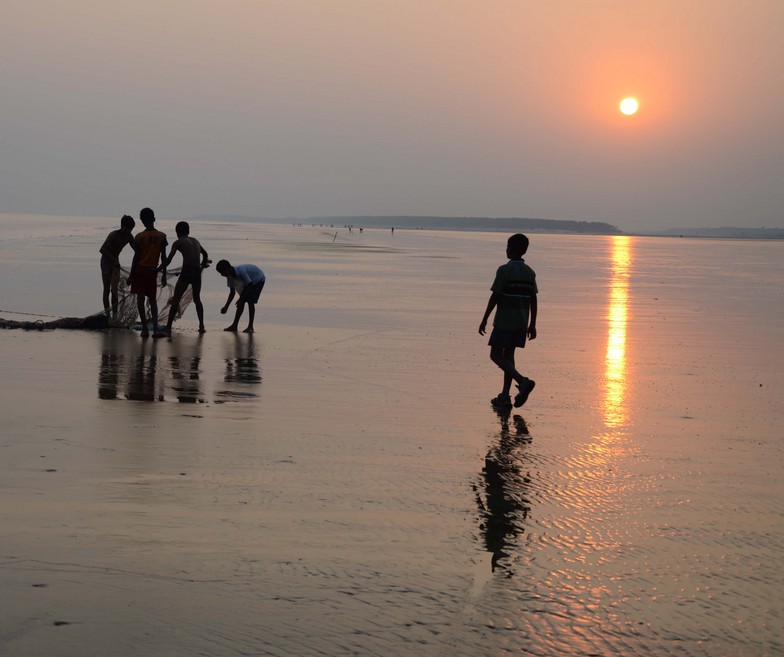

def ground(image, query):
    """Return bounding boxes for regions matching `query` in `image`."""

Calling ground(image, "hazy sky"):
[2,1,782,231]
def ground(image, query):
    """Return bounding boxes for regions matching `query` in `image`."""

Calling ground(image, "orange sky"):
[1,0,782,230]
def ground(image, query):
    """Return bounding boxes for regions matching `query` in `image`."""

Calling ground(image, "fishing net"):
[0,267,193,331]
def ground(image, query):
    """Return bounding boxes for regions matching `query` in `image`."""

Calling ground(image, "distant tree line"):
[195,214,623,235]
[298,215,622,234]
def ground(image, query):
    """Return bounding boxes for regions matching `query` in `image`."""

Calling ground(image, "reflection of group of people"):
[99,207,266,337]
[98,331,261,403]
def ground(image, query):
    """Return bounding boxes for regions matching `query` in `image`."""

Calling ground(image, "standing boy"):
[99,214,136,318]
[215,260,266,333]
[128,207,167,337]
[478,233,538,408]
[158,221,211,334]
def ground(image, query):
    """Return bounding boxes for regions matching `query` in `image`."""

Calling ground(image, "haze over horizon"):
[2,1,782,233]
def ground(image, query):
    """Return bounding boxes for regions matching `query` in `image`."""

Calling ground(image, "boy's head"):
[506,233,529,259]
[215,259,233,277]
[175,221,190,237]
[139,207,155,228]
[120,215,135,231]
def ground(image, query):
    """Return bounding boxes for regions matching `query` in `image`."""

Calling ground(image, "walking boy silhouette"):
[478,233,538,408]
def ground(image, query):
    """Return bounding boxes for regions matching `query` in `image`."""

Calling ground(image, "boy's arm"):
[159,242,168,286]
[478,292,500,335]
[127,240,140,283]
[221,288,236,314]
[527,293,537,340]
[159,241,179,271]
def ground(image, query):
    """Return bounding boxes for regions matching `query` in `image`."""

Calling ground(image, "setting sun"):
[620,97,639,115]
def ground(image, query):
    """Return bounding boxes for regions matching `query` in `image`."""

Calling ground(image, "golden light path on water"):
[603,235,631,428]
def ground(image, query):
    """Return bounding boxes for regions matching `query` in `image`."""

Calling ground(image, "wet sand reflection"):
[215,334,262,403]
[475,407,533,575]
[126,339,165,402]
[97,332,206,403]
[169,335,204,403]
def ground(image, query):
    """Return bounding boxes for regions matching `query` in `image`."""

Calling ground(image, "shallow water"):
[1,215,783,656]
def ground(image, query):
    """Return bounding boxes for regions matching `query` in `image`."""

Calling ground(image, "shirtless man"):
[158,221,211,334]
[99,215,136,318]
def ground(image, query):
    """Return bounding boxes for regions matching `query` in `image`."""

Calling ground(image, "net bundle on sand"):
[0,267,193,331]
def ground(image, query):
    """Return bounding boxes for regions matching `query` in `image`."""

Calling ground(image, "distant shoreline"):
[195,214,622,235]
[1,212,781,240]
[193,214,784,240]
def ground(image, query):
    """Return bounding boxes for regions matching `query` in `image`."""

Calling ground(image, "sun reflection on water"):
[604,236,631,429]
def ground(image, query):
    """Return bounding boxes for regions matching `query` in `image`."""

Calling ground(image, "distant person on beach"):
[158,221,211,335]
[127,207,167,337]
[99,215,136,318]
[478,233,538,409]
[216,260,266,333]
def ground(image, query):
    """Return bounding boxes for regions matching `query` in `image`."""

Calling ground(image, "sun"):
[620,97,639,115]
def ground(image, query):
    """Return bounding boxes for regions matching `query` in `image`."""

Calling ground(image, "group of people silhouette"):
[100,208,265,336]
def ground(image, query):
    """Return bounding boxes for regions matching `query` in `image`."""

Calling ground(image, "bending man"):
[216,260,266,333]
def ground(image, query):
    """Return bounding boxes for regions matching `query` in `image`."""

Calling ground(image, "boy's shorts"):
[130,266,159,298]
[178,264,202,286]
[488,327,526,348]
[242,279,265,304]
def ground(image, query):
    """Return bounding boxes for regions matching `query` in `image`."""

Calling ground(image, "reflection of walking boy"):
[216,260,266,333]
[128,207,168,337]
[478,407,532,572]
[478,233,538,409]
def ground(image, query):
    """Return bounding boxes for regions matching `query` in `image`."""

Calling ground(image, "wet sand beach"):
[1,215,783,656]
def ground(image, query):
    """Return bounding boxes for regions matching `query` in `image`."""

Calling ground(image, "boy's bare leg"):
[137,295,149,337]
[224,300,243,332]
[110,269,120,317]
[493,346,536,407]
[502,347,516,395]
[490,346,525,390]
[165,278,188,333]
[102,269,112,316]
[192,282,206,333]
[164,295,180,333]
[195,300,206,332]
[149,296,162,336]
[243,303,255,333]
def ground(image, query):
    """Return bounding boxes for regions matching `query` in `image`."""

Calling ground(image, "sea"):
[0,213,782,657]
